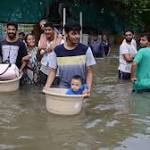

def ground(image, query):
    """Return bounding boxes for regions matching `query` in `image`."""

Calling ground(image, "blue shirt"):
[66,84,88,95]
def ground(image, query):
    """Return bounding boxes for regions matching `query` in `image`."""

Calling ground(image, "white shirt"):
[40,39,64,75]
[118,39,137,73]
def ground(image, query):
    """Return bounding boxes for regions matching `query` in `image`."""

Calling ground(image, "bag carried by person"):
[0,64,19,80]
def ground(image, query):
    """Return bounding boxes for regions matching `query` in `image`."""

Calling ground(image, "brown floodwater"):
[0,57,150,150]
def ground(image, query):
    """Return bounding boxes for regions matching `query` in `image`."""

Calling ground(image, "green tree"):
[61,0,150,32]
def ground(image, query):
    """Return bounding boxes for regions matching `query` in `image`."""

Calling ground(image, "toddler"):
[66,75,88,95]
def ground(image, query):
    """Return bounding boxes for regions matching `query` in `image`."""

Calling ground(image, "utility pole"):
[80,11,83,42]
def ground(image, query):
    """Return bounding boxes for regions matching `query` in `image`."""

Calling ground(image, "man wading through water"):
[118,29,137,80]
[0,22,27,71]
[44,22,96,97]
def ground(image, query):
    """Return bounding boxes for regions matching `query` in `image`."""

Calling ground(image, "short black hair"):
[141,34,150,42]
[19,32,25,36]
[72,75,83,83]
[7,22,18,30]
[64,22,81,33]
[123,28,134,35]
[44,22,54,29]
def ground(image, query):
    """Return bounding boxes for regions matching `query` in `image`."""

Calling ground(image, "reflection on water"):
[0,57,150,150]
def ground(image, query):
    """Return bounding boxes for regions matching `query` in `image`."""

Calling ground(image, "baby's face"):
[71,79,81,91]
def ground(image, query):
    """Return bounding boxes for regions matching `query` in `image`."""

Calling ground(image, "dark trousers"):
[118,70,131,80]
[37,71,60,87]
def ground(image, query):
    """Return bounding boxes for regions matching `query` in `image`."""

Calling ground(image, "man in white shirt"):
[118,29,137,80]
[37,22,64,85]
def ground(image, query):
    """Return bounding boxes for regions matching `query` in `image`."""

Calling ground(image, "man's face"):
[140,36,150,48]
[93,35,98,41]
[7,25,17,39]
[67,30,80,44]
[124,31,133,43]
[71,79,82,91]
[44,26,54,39]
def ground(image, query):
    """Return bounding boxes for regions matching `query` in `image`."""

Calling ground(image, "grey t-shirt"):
[0,39,27,68]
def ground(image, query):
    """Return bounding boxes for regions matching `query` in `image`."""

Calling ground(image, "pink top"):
[38,33,47,49]
[38,32,63,50]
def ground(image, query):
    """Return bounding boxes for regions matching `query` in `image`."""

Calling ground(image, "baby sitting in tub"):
[66,75,88,96]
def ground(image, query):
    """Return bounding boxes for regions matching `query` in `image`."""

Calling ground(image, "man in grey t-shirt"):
[0,22,27,69]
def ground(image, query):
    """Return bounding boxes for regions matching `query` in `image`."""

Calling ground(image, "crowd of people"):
[0,20,150,95]
[0,20,96,97]
[118,29,150,92]
[88,32,111,57]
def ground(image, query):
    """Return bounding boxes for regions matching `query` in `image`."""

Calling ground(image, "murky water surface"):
[0,57,150,150]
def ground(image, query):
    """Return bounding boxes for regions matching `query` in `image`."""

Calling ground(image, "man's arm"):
[44,68,57,89]
[85,66,94,97]
[19,60,27,73]
[18,41,27,70]
[107,45,111,56]
[131,62,137,82]
[131,49,143,82]
[85,47,96,97]
[123,53,133,62]
[120,43,135,63]
[0,42,2,62]
[44,51,57,89]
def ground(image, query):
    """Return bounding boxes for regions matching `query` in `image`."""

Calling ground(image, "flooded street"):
[0,57,150,150]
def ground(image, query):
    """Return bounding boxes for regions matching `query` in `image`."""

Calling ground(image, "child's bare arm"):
[20,60,27,73]
[20,55,30,73]
[22,54,31,61]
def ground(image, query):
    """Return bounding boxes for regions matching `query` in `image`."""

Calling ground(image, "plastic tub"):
[0,74,22,92]
[43,88,84,115]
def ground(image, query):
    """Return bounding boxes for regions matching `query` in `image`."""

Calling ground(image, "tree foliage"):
[61,0,150,32]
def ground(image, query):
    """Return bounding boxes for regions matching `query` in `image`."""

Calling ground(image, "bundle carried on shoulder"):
[0,64,19,80]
